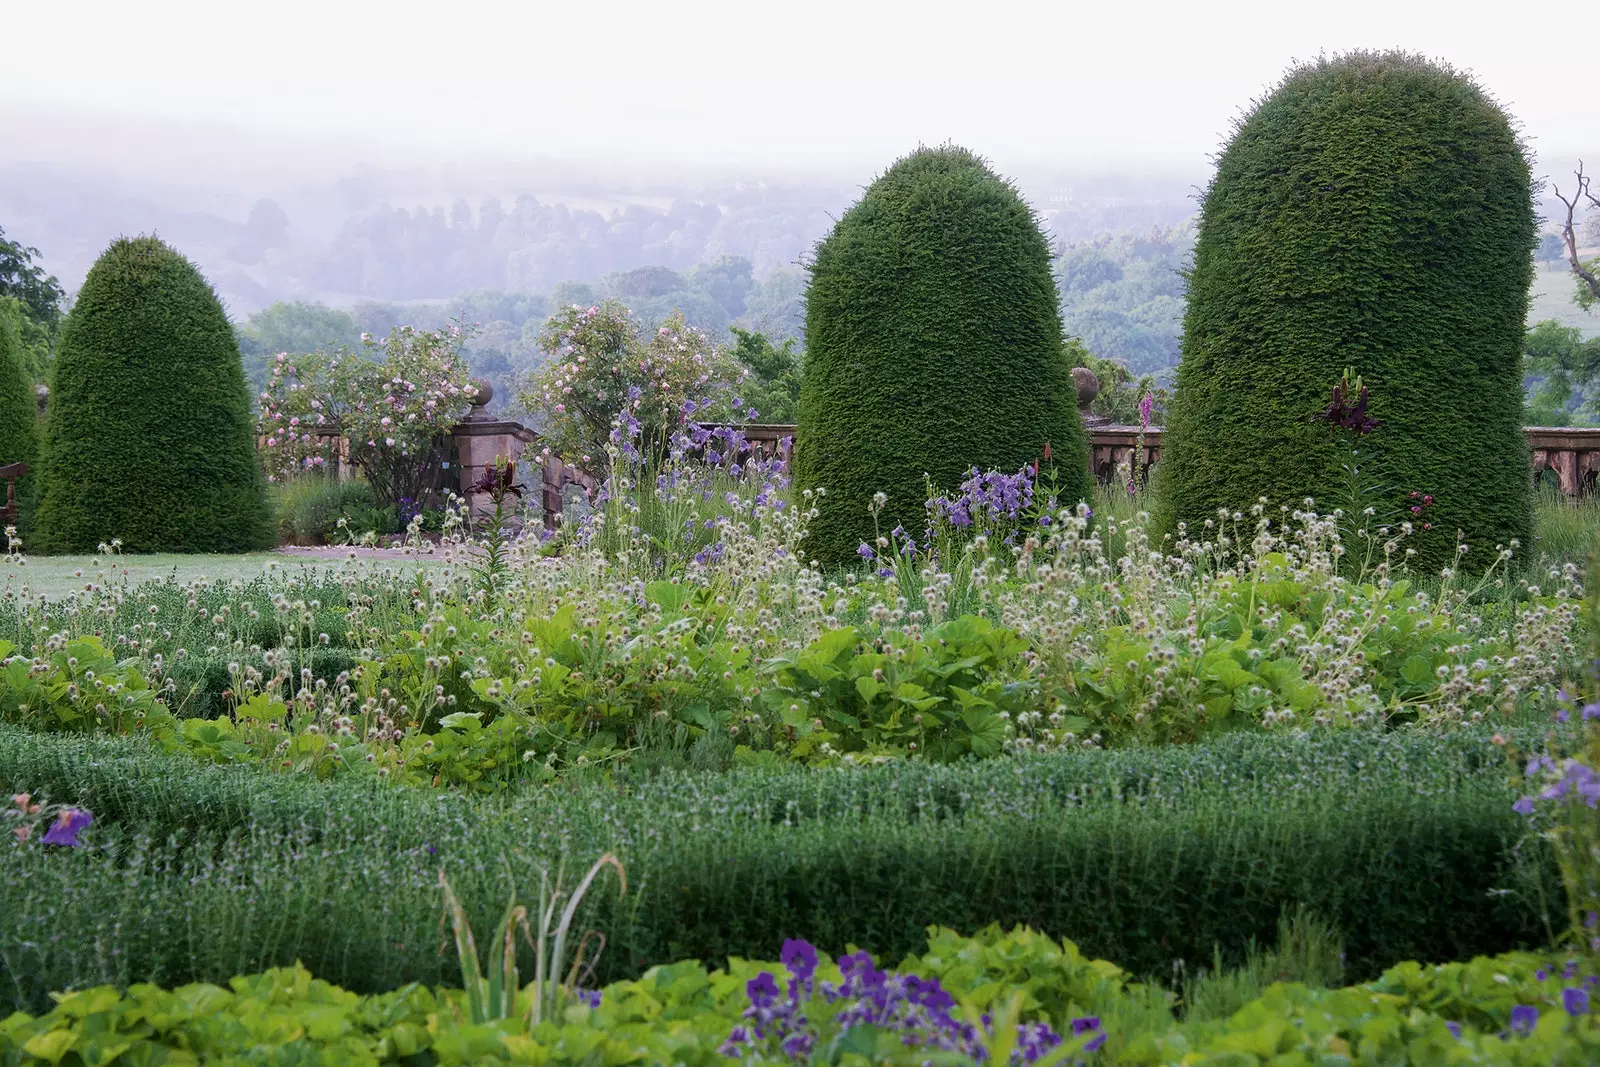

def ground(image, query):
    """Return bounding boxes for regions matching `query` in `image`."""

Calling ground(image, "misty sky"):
[4,0,1590,173]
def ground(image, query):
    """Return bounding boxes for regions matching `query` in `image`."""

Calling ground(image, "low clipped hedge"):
[0,727,1559,1015]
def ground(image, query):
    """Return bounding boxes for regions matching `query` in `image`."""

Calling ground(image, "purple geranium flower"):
[1565,986,1590,1016]
[41,808,92,847]
[1509,1004,1539,1035]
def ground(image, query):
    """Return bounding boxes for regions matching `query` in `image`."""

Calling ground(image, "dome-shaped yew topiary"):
[33,236,272,553]
[795,146,1089,567]
[0,299,38,533]
[1159,52,1536,569]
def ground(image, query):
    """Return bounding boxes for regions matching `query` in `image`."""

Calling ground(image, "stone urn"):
[1071,367,1110,427]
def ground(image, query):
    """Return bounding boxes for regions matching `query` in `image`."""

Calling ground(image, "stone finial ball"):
[1071,366,1100,409]
[470,378,493,407]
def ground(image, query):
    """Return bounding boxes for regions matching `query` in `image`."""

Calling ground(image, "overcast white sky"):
[2,0,1589,174]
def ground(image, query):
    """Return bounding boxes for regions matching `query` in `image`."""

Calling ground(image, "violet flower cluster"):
[718,939,1102,1063]
[928,467,1038,533]
[1514,754,1600,815]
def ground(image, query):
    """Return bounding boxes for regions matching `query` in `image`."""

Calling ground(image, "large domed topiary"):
[0,299,38,533]
[1159,52,1536,569]
[795,145,1089,566]
[34,236,273,553]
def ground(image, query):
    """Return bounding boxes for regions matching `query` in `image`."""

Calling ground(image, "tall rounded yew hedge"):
[1159,53,1536,569]
[796,146,1088,567]
[34,237,272,553]
[0,300,37,533]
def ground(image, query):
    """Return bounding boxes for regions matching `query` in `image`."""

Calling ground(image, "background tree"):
[727,327,802,423]
[1525,319,1600,425]
[33,236,273,553]
[1552,162,1600,310]
[0,224,66,382]
[0,299,38,533]
[796,145,1089,567]
[235,301,363,389]
[1159,52,1536,569]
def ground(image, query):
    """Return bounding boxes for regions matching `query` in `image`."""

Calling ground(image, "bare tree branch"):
[1553,161,1600,305]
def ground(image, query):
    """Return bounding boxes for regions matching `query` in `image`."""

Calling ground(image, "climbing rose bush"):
[521,301,742,471]
[257,325,478,507]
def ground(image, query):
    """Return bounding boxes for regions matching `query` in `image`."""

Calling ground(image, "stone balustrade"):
[256,415,1600,538]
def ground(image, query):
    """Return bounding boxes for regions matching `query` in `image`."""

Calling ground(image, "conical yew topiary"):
[0,299,37,534]
[1159,52,1536,569]
[795,146,1089,567]
[34,236,273,553]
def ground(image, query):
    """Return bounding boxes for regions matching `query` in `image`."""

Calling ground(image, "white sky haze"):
[1,0,1589,174]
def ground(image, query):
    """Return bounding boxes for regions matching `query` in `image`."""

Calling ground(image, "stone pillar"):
[450,380,540,521]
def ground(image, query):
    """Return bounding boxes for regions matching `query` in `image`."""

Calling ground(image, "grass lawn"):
[1,549,444,601]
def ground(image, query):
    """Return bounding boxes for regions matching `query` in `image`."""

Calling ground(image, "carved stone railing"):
[257,416,1600,543]
[1527,427,1600,496]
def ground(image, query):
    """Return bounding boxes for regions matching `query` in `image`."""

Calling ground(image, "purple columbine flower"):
[1565,986,1590,1016]
[1509,1004,1539,1035]
[41,808,92,847]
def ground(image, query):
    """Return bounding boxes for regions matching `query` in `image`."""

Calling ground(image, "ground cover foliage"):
[1161,52,1537,572]
[31,237,273,554]
[0,724,1564,1019]
[796,145,1089,568]
[6,928,1600,1065]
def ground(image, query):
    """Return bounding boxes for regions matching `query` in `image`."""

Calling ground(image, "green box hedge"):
[0,727,1558,1015]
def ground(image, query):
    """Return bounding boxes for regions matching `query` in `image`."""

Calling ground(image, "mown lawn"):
[1,550,442,601]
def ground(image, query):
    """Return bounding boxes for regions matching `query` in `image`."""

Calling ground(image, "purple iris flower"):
[1565,987,1590,1016]
[41,809,92,847]
[1509,1004,1539,1035]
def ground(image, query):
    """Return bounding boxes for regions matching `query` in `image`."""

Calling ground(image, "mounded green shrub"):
[796,146,1089,567]
[1160,53,1536,569]
[33,237,272,553]
[0,299,37,534]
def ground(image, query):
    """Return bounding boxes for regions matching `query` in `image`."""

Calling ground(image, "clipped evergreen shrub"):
[0,299,37,533]
[33,237,272,553]
[1159,52,1536,569]
[796,146,1089,567]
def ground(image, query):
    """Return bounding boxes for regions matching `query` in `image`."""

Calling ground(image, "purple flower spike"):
[1565,987,1590,1016]
[41,808,92,847]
